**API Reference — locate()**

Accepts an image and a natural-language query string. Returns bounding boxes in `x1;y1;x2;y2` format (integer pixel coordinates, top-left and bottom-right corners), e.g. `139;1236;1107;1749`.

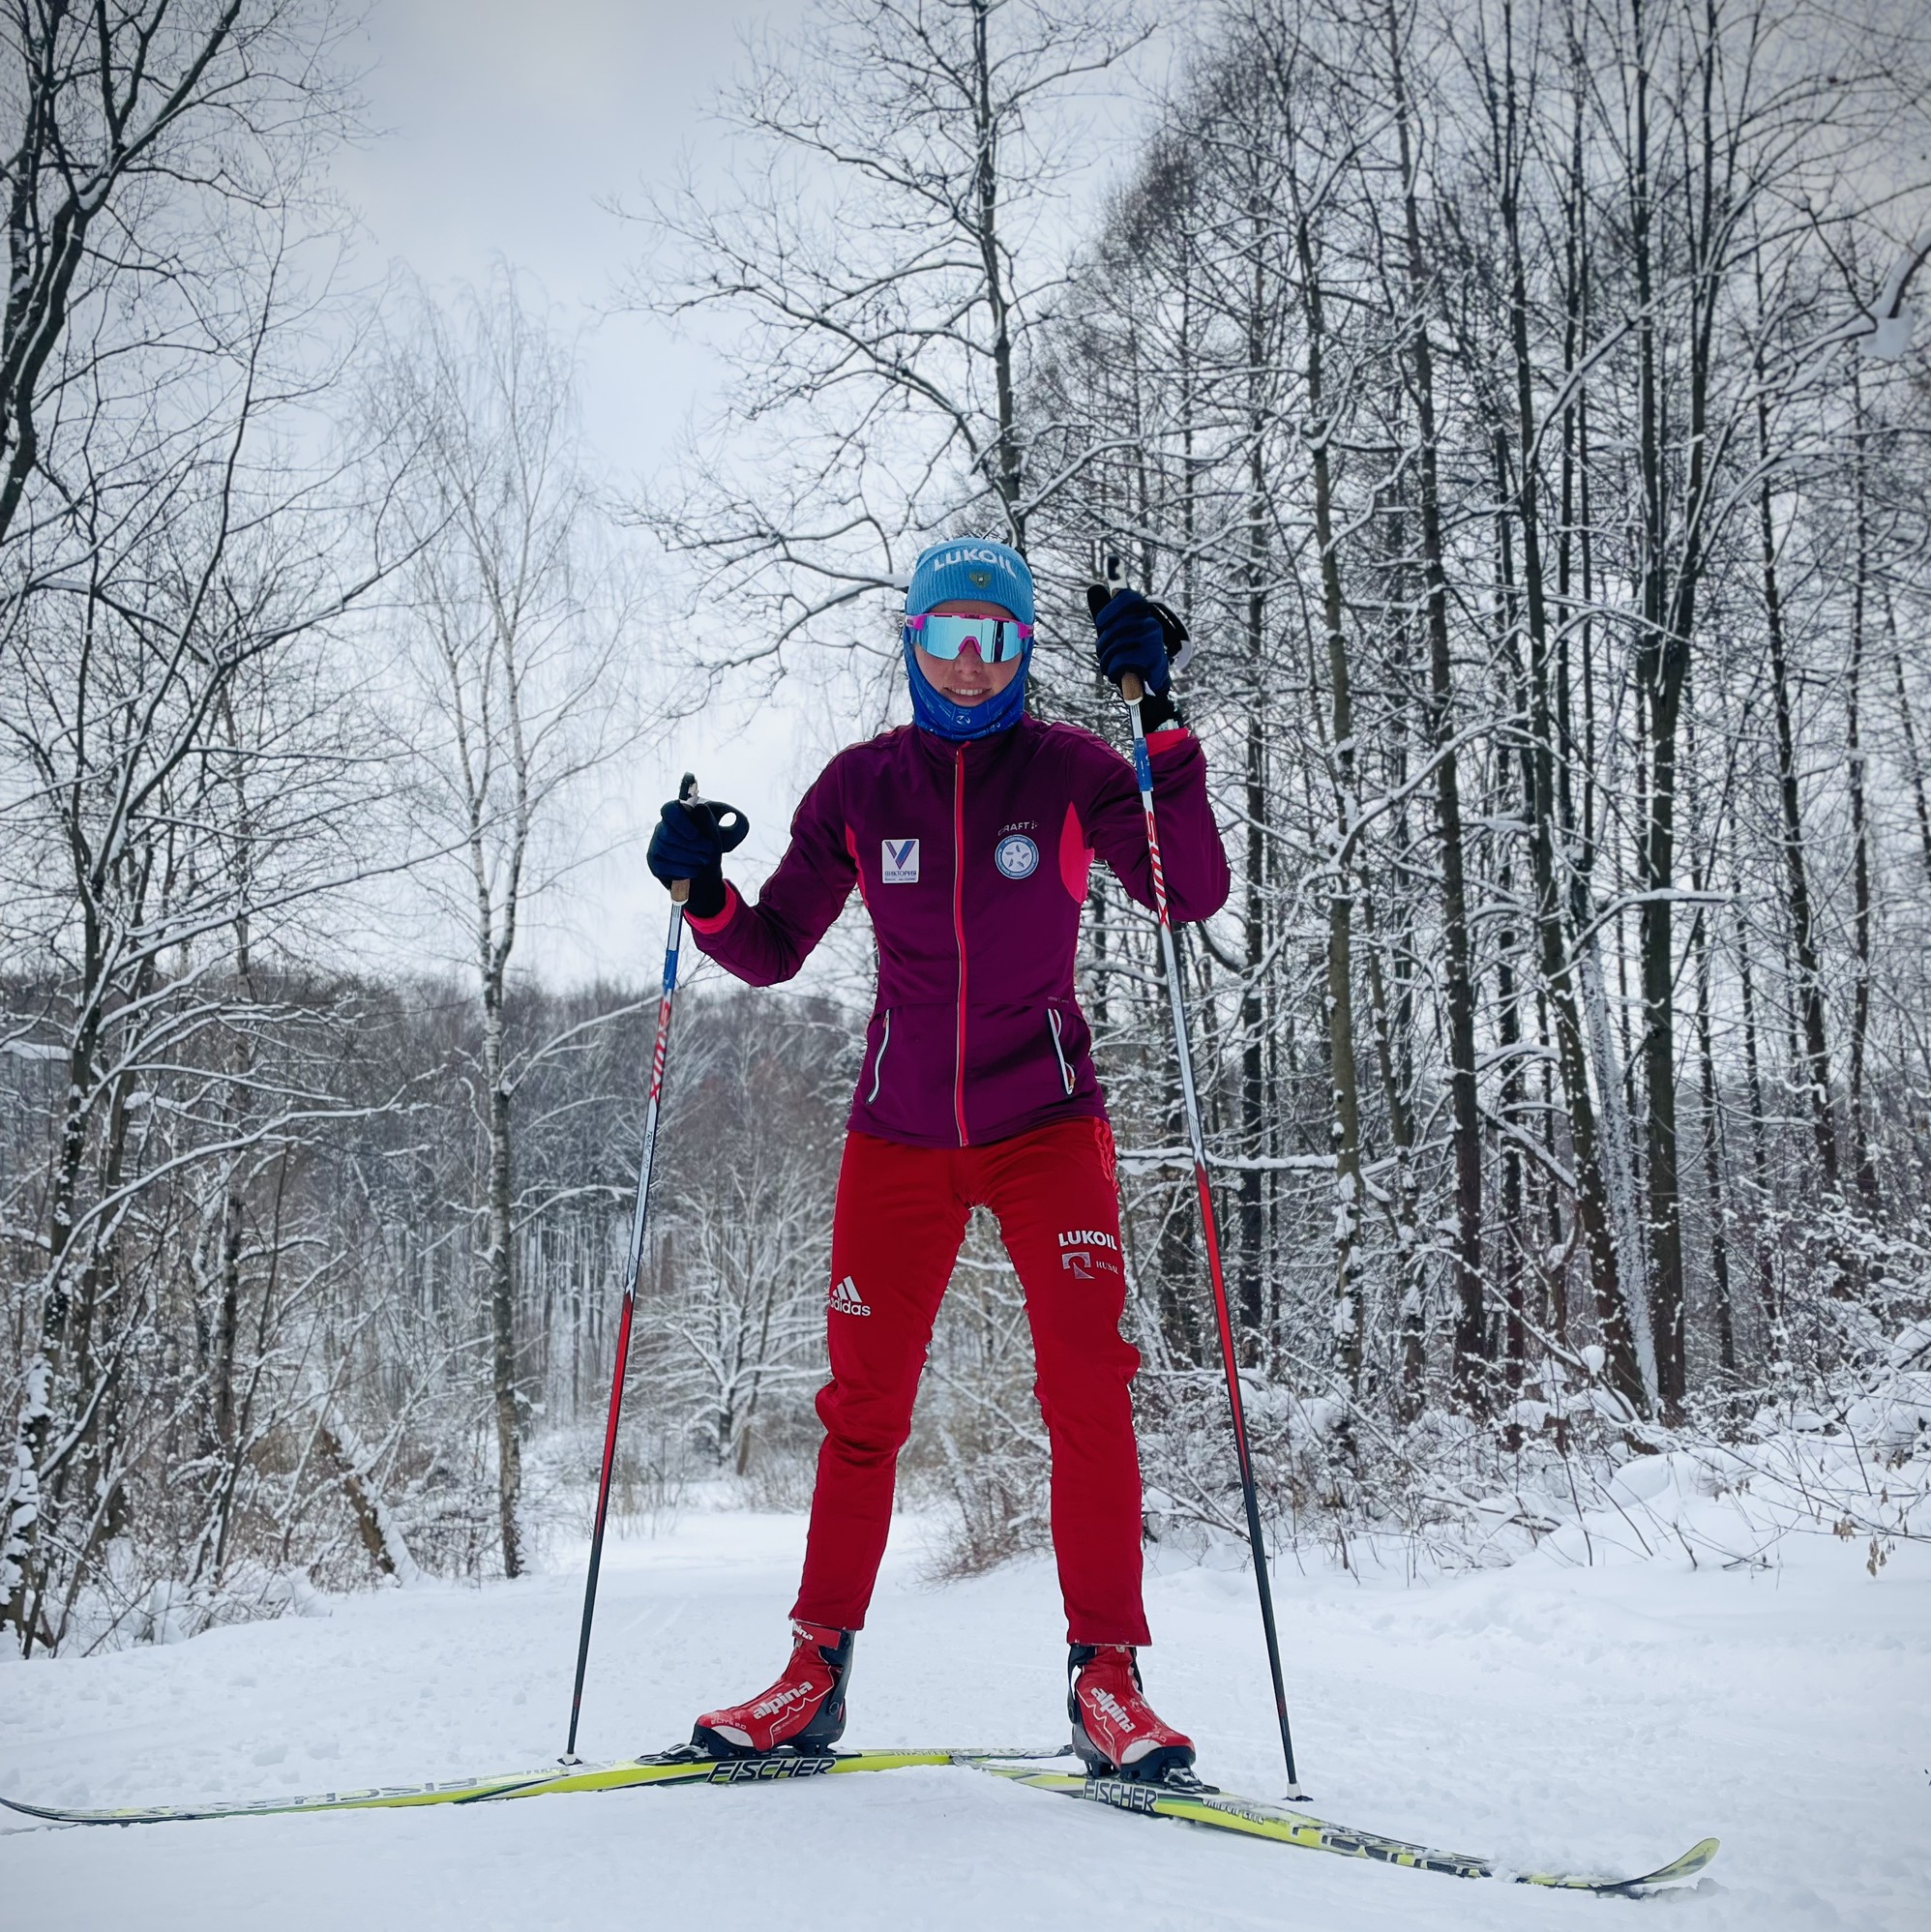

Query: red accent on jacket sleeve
682;758;859;985
1079;727;1231;923
844;822;871;908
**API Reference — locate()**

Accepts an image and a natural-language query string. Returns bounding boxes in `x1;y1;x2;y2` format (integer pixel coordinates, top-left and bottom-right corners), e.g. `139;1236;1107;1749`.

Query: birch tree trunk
382;275;636;1578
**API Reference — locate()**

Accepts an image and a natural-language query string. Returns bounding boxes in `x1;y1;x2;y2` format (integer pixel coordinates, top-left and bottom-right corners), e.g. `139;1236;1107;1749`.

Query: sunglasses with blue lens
903;611;1033;663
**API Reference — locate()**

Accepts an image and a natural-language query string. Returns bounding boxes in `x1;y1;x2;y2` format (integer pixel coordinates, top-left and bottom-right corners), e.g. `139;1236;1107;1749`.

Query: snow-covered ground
3;1504;1925;1931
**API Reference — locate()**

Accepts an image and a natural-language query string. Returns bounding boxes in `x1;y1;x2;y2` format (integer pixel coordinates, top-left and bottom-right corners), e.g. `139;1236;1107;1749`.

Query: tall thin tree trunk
1580;930;1657;1406
1286;129;1365;1398
1385;6;1483;1398
1365;902;1426;1414
1757;385;1839;1193
1490;428;1532;1412
1238;207;1270;1356
1626;0;1719;1418
214;784;256;1459
1688;868;1736;1375
1496;921;1529;1401
480;997;523;1578
1845;377;1879;1209
1735;898;1779;1341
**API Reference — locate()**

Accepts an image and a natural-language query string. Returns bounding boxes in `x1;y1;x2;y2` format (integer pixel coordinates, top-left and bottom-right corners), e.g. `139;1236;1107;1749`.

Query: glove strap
685;868;728;919
1137;691;1182;732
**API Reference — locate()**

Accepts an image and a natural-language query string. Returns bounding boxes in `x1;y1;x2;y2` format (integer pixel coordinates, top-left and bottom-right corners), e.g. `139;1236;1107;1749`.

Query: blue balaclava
902;538;1035;741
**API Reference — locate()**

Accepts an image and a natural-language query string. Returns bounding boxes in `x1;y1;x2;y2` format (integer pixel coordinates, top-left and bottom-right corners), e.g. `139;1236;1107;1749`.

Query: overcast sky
322;1;1154;988
330;0;806;468
326;0;823;985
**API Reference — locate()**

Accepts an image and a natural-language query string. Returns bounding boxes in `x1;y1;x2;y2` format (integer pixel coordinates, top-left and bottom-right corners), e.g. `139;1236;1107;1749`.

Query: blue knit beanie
905;538;1035;625
902;538;1034;741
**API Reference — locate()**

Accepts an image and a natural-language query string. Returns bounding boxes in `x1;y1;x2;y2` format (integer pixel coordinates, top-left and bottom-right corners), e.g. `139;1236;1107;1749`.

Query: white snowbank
2;1501;1924;1930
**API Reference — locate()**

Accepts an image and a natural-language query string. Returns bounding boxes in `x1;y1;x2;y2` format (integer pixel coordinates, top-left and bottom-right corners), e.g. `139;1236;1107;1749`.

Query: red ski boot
1068;1643;1196;1782
692;1621;855;1757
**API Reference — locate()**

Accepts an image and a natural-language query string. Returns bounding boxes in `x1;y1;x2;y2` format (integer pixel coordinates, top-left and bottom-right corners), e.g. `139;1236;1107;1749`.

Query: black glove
1086;585;1189;728
646;777;750;919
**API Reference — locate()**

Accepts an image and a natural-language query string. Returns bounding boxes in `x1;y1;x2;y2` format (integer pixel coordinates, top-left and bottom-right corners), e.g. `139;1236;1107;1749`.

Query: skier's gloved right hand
647;783;750;919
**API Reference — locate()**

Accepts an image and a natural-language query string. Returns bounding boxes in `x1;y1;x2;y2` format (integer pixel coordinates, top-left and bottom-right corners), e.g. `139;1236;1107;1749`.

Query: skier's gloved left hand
1086;585;1189;728
1088;587;1176;696
647;785;750;919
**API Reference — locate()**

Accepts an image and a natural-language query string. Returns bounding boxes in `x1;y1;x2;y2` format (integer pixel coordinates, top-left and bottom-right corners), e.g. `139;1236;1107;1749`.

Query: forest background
3;0;1928;1658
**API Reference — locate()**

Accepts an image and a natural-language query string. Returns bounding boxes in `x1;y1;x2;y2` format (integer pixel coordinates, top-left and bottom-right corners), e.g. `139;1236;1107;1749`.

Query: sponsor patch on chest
881;837;920;884
995;832;1039;879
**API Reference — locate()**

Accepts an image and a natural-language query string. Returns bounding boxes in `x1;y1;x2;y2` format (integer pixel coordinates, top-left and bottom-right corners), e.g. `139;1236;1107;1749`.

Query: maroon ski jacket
686;717;1230;1148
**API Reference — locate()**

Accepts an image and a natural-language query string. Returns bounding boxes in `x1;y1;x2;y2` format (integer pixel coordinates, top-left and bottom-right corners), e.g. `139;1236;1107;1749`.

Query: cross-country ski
3;3;1925;1932
2;1741;1720;1896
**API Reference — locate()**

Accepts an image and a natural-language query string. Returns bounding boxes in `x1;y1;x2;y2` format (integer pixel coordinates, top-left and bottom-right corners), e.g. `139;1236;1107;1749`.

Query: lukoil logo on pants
1057;1228;1121;1278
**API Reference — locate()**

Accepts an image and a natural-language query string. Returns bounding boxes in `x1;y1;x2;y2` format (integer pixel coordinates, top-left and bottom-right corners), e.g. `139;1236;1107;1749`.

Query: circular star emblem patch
995;833;1040;879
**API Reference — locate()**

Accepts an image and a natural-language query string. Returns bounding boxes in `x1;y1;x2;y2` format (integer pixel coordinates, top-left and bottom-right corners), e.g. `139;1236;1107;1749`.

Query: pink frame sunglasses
903;611;1034;663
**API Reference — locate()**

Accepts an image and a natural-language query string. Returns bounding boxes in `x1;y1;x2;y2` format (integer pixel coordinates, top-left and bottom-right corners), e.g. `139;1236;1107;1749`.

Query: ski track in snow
2;1511;1924;1931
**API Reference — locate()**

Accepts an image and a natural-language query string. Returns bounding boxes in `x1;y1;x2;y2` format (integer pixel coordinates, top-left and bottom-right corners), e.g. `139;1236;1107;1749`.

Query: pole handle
669;769;699;906
1094;541;1143;710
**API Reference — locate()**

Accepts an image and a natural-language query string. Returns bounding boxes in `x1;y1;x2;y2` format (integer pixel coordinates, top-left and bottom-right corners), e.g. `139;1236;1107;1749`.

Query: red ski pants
791;1116;1150;1646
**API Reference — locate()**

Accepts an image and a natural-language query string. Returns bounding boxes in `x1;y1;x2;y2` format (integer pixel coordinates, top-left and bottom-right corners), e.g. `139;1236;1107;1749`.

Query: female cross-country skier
645;538;1230;1780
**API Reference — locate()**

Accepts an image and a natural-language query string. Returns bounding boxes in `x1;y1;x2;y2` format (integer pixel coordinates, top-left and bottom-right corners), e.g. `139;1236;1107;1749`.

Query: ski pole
561;773;719;1764
1093;552;1303;1796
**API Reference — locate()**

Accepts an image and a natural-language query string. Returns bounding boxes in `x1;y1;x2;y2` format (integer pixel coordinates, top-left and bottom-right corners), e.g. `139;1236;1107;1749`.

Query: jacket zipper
867;1009;892;1105
952;747;969;1146
1047;1008;1075;1096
